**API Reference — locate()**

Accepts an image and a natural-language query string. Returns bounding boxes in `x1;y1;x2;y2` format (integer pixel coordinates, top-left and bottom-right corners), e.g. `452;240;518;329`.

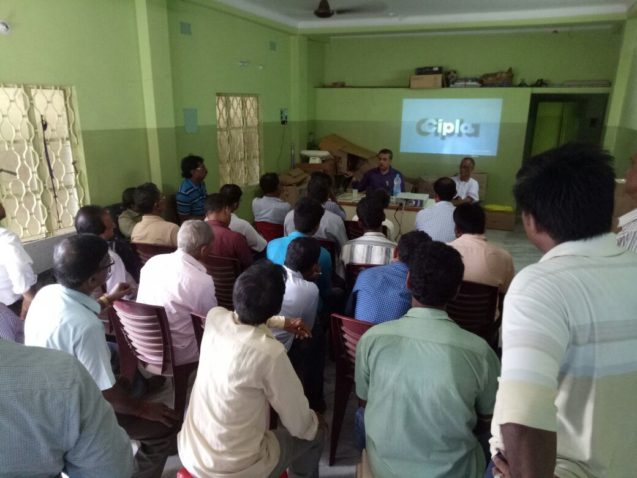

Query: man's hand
493;452;511;478
283;318;311;339
137;401;180;427
107;282;134;302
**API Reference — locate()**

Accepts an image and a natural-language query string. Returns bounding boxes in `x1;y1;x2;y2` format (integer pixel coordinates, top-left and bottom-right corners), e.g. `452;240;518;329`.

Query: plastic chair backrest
131;242;176;266
331;313;374;370
446;280;499;347
202;255;241;310
191;313;206;350
345;263;378;292
254;221;284;242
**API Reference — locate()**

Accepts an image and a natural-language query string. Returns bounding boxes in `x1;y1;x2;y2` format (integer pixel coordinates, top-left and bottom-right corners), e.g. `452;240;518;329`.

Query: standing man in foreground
490;143;637;477
351;148;405;195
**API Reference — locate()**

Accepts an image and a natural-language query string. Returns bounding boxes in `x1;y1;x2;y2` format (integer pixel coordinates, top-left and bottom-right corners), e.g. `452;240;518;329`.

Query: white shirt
452;176;480;202
352;215;397;241
0;227;37;305
415;201;456;243
617;208;637;253
178;307;318;478
490;234;637;477
340;232;397;267
274;266;319;350
284;208;348;249
25;284;116;391
137;249;217;366
105;248;136;295
229;213;267;252
252;196;291;224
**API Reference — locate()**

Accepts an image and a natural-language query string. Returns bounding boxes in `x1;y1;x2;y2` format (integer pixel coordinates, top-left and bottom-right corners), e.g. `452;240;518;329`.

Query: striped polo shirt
176;178;207;217
340;232;396;267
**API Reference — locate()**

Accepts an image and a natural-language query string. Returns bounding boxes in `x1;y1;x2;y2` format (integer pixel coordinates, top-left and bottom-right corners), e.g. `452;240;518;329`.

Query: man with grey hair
137;220;216;365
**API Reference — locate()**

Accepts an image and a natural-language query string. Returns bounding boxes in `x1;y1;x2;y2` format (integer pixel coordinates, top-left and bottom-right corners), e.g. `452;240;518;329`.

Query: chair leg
173;366;195;417
329;369;353;466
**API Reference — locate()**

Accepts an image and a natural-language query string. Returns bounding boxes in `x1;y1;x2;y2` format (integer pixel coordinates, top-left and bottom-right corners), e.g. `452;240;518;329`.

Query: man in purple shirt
351;148;405;195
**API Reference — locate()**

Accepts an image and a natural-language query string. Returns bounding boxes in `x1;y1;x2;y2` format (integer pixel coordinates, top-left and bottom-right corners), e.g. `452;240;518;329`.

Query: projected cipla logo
416;118;480;139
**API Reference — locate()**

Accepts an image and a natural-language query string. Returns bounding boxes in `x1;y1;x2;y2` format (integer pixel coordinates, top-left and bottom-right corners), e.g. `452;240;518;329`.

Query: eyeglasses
99;259;115;279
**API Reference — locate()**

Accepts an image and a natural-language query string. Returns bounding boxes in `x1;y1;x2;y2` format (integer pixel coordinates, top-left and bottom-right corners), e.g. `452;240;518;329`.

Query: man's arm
102;382;179;427
499;423;556;478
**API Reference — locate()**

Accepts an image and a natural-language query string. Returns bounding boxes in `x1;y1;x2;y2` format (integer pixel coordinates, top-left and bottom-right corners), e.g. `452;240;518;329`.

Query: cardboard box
318;134;378;179
485;210;516;231
298;158;337;178
280;183;307;207
410;74;443;89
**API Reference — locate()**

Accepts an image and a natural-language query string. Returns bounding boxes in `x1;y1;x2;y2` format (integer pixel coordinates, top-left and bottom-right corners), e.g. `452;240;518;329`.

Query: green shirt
355;307;500;478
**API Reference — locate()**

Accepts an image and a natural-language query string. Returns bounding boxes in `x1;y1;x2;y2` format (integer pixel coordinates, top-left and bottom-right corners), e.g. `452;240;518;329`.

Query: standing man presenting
489;143;637;478
452;157;479;205
351;148;405;196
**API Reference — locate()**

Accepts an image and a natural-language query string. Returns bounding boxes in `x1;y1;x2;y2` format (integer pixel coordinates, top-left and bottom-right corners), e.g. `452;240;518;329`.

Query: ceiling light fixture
0;21;10;35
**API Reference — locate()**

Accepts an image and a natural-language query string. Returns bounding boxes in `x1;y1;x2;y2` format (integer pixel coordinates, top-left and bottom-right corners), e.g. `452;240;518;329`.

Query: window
0;84;87;241
215;94;262;186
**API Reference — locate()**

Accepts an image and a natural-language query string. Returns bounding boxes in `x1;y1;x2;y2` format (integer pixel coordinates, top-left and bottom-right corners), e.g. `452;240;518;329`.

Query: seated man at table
253;172;291;224
349;230;431;324
131;182;179;247
356;241;499;477
341;196;396;267
415;177;457;243
220;183;267;254
178;261;325;478
284;172;348;250
450;203;514;294
205;193;253;271
268;197;333;304
137;220;217;366
452;157;480;205
351;148;405;196
25;234;179;478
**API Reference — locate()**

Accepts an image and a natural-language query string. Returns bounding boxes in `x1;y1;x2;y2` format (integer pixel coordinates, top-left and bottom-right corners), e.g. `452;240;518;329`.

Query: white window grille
216;94;262;186
0;84;87;241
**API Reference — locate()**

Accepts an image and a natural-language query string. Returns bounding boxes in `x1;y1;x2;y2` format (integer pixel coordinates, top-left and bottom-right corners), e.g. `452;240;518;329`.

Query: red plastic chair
446;281;501;350
254;221;284;242
345;221;388;240
329;313;374;466
111;299;198;416
131;242;176;266
201;255;241;310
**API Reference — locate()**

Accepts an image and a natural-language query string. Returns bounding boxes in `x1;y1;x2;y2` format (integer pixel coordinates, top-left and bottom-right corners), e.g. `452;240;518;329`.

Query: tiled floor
161;224;540;477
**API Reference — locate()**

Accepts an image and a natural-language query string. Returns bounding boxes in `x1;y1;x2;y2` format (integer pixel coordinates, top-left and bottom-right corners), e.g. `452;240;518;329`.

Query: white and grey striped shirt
617;208;637;253
340;232;397;266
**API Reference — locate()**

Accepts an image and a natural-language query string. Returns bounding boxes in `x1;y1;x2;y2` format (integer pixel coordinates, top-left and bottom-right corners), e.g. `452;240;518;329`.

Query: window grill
216;94;262;186
0;84;87;241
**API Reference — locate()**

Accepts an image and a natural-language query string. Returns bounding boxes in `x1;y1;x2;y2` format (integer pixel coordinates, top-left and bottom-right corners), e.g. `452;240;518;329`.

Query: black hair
397;230;431;264
514;143;615;243
219;184;242;205
453;203;486;235
259;173;280;195
54;234;109;289
181;155;204;179
293;197;324;234
75;205;106;235
378;148;393;159
134;183;161;215
408;241;464;307
233;261;286;325
461;157;476;168
122;187;136;209
205;193;230;214
434;177;457;201
285;236;321;274
367;188;390;208
307;172;331;203
356;196;384;230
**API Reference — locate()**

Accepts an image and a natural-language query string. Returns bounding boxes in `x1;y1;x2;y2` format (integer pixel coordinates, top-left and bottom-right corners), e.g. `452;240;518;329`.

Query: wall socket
280;108;288;125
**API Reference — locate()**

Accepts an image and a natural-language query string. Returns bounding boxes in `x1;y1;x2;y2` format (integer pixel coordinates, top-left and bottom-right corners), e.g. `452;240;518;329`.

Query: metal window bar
0;84;87;241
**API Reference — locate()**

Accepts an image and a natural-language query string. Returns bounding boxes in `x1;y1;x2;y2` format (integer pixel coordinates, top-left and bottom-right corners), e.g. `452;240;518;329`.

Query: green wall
0;0;150;206
323;29;622;87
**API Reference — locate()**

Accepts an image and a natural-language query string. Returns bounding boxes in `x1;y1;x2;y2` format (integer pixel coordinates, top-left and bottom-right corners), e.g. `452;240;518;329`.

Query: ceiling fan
313;0;386;19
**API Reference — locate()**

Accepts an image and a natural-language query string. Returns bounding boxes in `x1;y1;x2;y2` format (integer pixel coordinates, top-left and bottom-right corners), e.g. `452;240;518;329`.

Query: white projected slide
400;98;503;156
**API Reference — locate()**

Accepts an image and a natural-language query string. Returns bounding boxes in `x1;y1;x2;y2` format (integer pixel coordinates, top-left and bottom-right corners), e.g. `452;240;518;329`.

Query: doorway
523;93;609;160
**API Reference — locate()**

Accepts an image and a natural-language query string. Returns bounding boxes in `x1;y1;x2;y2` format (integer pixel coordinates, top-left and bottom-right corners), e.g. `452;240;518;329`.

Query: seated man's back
356;241;499;478
253;172;291;224
0;340;133;477
137;220;217;365
415;177;457;243
131;182;179;246
205;194;253;270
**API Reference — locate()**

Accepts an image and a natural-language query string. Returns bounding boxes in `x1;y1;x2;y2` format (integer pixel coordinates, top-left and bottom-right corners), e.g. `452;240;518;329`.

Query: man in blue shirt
267;197;332;301
351;148;405;195
348;230;431;324
176;154;207;222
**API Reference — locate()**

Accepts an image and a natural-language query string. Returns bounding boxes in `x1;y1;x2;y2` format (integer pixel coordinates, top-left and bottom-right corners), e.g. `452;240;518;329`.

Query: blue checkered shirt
353;261;411;324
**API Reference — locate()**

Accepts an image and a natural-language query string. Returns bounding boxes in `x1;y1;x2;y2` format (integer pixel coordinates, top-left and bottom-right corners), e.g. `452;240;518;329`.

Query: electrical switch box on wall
280;108;288;125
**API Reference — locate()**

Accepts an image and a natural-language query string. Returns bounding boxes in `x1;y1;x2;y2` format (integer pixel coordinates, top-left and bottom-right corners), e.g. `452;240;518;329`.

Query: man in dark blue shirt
351;148;405;195
176;155;207;222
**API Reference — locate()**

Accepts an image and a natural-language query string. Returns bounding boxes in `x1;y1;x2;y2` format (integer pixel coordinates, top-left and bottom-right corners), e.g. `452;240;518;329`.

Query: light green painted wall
314;87;532;206
0;0;151;206
323;29;621;88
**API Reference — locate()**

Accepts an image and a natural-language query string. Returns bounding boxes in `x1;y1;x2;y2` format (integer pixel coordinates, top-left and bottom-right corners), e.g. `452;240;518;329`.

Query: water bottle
393;173;401;197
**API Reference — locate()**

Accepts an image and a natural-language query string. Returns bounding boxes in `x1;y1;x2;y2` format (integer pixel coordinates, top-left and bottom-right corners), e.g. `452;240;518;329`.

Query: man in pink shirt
205;194;253;271
449;203;514;294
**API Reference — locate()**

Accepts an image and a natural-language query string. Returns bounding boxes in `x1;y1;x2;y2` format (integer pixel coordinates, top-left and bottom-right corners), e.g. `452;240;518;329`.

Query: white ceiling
212;0;633;31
